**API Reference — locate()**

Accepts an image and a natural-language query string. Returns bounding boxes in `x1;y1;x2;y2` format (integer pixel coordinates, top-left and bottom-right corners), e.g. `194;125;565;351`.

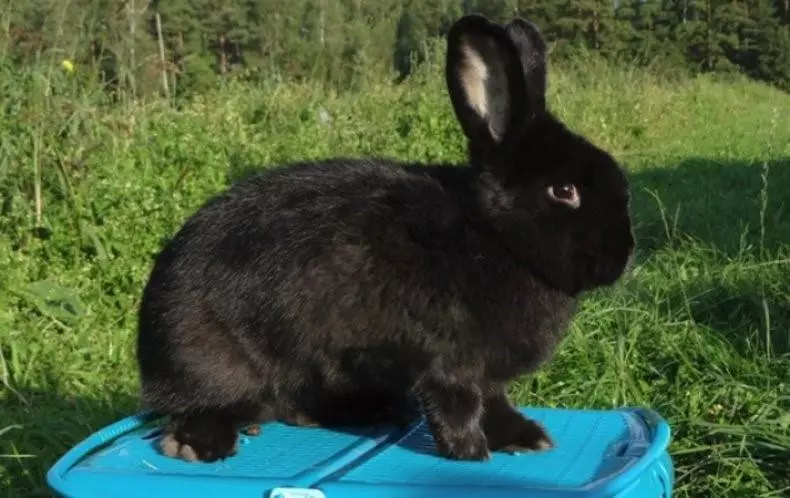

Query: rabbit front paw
416;373;491;461
488;417;554;453
434;426;491;461
159;412;239;463
482;388;555;454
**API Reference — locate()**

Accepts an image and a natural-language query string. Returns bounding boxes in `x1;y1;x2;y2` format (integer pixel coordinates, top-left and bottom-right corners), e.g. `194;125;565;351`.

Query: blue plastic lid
47;407;673;498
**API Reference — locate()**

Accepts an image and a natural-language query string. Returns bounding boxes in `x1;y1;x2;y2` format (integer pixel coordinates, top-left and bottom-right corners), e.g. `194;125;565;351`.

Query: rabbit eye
547;184;581;209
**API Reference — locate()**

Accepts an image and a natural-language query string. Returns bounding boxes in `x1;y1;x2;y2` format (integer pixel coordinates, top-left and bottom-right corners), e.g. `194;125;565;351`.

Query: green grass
1;55;789;497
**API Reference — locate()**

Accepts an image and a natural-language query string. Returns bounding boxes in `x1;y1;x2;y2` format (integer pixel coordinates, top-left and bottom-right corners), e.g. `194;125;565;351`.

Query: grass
1;54;789;497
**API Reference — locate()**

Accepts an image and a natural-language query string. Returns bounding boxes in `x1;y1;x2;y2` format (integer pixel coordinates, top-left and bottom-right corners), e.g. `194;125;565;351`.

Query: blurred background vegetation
3;0;790;98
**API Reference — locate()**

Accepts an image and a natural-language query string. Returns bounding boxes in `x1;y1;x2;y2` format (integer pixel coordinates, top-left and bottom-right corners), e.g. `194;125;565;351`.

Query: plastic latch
269;487;326;498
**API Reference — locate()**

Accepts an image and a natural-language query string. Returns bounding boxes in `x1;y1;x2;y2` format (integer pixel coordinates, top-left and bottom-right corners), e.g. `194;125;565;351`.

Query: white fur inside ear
458;38;505;142
459;40;490;119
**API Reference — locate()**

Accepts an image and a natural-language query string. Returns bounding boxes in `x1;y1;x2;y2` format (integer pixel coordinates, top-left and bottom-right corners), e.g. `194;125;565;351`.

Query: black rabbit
136;14;635;463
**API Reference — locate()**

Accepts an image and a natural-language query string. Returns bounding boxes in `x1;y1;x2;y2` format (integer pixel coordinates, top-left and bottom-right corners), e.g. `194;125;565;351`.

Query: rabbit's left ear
445;15;548;148
504;18;548;117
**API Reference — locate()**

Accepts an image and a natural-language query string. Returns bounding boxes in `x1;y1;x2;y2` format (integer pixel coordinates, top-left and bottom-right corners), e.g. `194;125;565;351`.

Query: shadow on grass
625;157;790;494
0;388;140;498
628;156;790;355
629;156;790;257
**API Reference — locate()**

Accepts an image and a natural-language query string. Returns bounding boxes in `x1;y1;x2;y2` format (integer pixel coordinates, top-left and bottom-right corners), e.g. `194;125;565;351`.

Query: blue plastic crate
47;406;674;498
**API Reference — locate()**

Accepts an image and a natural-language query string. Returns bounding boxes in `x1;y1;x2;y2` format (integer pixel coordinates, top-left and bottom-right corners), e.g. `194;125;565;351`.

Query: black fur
136;14;635;462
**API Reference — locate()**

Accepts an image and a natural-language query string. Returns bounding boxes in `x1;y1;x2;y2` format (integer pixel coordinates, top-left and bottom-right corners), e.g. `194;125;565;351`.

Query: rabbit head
446;15;635;296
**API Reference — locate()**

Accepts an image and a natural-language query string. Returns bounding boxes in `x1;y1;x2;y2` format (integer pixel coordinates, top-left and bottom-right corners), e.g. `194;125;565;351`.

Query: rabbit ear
504;18;548;114
445;15;546;147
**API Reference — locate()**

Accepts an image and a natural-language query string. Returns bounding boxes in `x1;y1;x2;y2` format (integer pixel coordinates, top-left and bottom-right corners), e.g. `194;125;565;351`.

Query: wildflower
61;59;74;73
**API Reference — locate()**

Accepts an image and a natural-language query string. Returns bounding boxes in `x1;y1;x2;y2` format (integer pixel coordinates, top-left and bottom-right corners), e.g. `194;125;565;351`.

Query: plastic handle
269;488;327;498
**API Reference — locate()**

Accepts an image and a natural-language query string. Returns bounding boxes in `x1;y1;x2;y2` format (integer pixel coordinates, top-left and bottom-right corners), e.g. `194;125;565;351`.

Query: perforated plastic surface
76;422;389;481
334;409;640;486
47;406;674;498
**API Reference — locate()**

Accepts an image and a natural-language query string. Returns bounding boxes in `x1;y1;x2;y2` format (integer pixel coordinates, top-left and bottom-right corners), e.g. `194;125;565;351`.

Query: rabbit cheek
585;216;635;289
606;226;636;282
